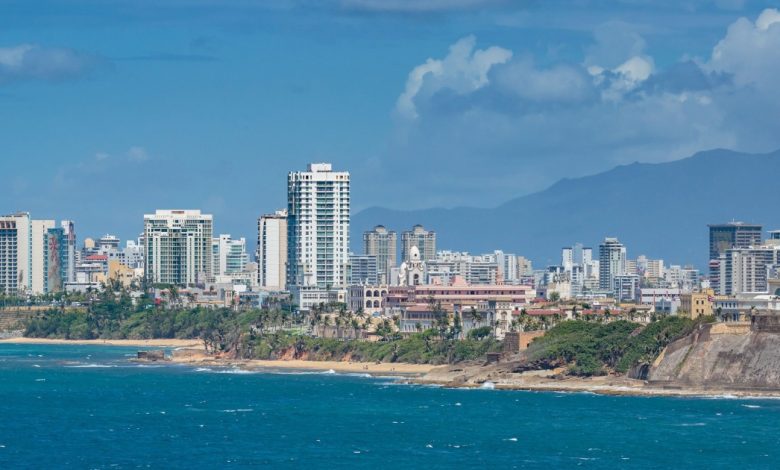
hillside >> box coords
[353,148,780,267]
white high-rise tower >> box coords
[287,163,350,310]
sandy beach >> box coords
[169,351,435,376]
[0,337,205,349]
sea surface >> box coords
[1,344,780,469]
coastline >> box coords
[169,352,436,376]
[413,366,780,398]
[0,337,205,349]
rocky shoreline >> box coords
[412,361,780,398]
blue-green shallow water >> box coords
[1,345,780,469]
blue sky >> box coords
[3,0,780,246]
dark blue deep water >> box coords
[2,344,780,469]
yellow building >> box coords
[680,289,714,319]
[108,260,136,288]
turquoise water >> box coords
[1,345,780,469]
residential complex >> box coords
[401,225,436,263]
[363,225,396,284]
[257,210,288,291]
[143,210,213,286]
[286,163,350,309]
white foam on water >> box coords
[34,378,46,382]
[32,364,40,368]
[505,437,518,442]
[66,364,116,368]
[742,404,761,409]
[454,402,462,406]
[220,409,254,413]
[194,367,213,372]
[480,381,495,390]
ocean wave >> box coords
[219,409,254,413]
[66,364,117,368]
[742,404,762,409]
[480,381,496,390]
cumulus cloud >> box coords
[0,44,104,85]
[396,35,512,119]
[386,9,780,208]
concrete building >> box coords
[680,289,714,319]
[0,213,58,295]
[613,274,640,302]
[347,284,388,316]
[401,225,435,263]
[363,225,396,284]
[287,163,350,310]
[599,237,626,293]
[212,234,249,279]
[143,210,213,286]
[709,222,762,294]
[348,254,378,285]
[717,245,780,296]
[257,210,288,291]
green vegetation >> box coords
[244,330,502,365]
[22,291,500,364]
[524,316,713,376]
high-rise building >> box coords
[0,213,29,295]
[212,234,248,278]
[0,213,57,295]
[287,163,350,309]
[708,222,762,294]
[599,237,626,292]
[61,220,77,283]
[257,210,288,291]
[348,254,378,285]
[717,246,780,296]
[401,225,436,262]
[363,225,397,284]
[143,210,213,286]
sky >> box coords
[3,0,780,247]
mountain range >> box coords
[352,148,780,269]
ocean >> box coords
[1,344,779,469]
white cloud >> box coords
[396,35,512,119]
[126,146,150,163]
[387,10,780,208]
[0,44,103,84]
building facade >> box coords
[348,254,378,285]
[212,234,249,279]
[257,210,288,291]
[143,210,213,286]
[401,225,436,263]
[599,237,626,293]
[363,225,396,284]
[708,222,762,294]
[287,163,350,309]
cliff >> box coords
[649,316,780,391]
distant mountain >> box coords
[352,148,780,269]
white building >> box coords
[212,234,248,279]
[599,237,626,293]
[257,210,288,291]
[287,163,350,310]
[143,210,213,286]
[0,213,55,295]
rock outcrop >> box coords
[649,318,780,390]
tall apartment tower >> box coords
[401,225,436,262]
[287,163,350,309]
[257,210,288,291]
[708,222,763,294]
[599,237,626,291]
[143,210,213,286]
[0,213,56,295]
[363,225,397,284]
